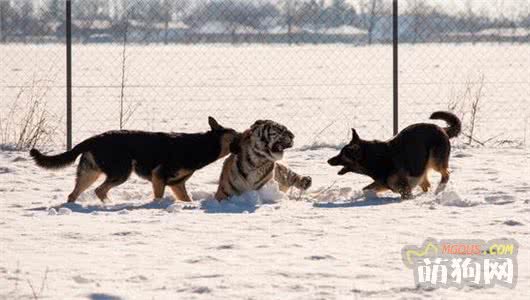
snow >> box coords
[1,43,528,147]
[1,144,529,299]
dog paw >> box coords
[299,176,312,190]
[363,189,378,198]
[400,192,414,200]
[434,183,447,195]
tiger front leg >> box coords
[295,176,312,191]
[274,163,312,192]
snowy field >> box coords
[1,43,529,299]
[1,144,529,299]
[1,43,528,146]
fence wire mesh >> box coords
[0,0,66,149]
[1,0,529,150]
[397,0,529,146]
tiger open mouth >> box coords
[272,139,293,153]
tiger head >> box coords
[243,120,295,161]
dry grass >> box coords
[448,73,487,145]
[117,11,140,130]
[0,78,60,151]
[1,263,49,300]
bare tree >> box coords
[464,0,476,43]
[186,0,278,44]
[294,0,356,32]
[160,0,190,44]
[73,0,105,41]
[498,0,520,44]
[161,0,175,44]
[406,0,432,43]
[12,1,35,40]
[326,0,356,28]
[462,0,488,44]
[284,0,296,44]
[360,0,384,45]
[0,1,13,42]
[43,0,64,24]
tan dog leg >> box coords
[170,183,192,202]
[419,177,431,192]
[387,171,413,200]
[94,176,130,202]
[435,168,450,194]
[151,166,166,199]
[68,169,101,203]
[95,182,116,202]
[362,181,388,193]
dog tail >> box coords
[30,140,91,169]
[430,111,461,139]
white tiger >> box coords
[215,120,312,200]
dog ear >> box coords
[350,128,360,143]
[208,116,224,131]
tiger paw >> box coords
[298,176,312,190]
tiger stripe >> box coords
[215,120,311,200]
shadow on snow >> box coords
[25,198,179,214]
[313,195,401,208]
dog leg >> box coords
[400,188,413,200]
[170,183,192,202]
[362,181,388,193]
[396,177,413,200]
[167,171,193,202]
[387,171,413,200]
[68,169,100,202]
[419,177,431,192]
[68,154,101,203]
[95,182,112,201]
[435,168,450,195]
[95,177,128,202]
[151,166,166,199]
[95,159,132,202]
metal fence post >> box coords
[66,0,72,150]
[392,0,399,135]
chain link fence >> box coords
[397,0,529,146]
[1,0,529,150]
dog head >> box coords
[208,116,243,157]
[242,119,294,161]
[327,128,365,175]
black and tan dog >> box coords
[328,111,461,199]
[30,117,241,203]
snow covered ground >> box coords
[1,143,528,299]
